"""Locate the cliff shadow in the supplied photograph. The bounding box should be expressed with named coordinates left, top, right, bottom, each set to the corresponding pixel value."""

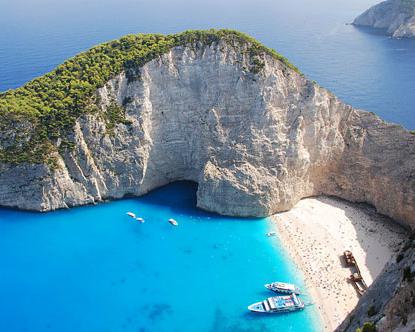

left=313, top=196, right=408, bottom=284
left=351, top=25, right=390, bottom=38
left=133, top=180, right=261, bottom=222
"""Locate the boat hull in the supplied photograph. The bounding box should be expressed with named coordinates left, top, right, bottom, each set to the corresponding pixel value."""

left=248, top=294, right=305, bottom=314
left=248, top=304, right=304, bottom=314
left=265, top=283, right=301, bottom=295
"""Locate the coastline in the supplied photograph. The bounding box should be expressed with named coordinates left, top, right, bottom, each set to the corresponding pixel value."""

left=270, top=196, right=407, bottom=331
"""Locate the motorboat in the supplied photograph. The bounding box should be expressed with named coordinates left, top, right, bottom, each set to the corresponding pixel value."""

left=169, top=218, right=178, bottom=226
left=265, top=282, right=301, bottom=294
left=248, top=293, right=304, bottom=313
left=126, top=212, right=136, bottom=218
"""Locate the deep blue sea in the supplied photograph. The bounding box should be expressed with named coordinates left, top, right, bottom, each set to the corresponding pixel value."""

left=0, top=182, right=319, bottom=332
left=0, top=0, right=414, bottom=129
left=0, top=0, right=414, bottom=331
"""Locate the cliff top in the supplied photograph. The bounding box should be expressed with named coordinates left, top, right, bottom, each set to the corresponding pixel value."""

left=0, top=29, right=299, bottom=165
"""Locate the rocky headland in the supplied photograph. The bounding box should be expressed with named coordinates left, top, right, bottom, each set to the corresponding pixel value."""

left=0, top=30, right=414, bottom=227
left=353, top=0, right=415, bottom=38
left=0, top=30, right=414, bottom=331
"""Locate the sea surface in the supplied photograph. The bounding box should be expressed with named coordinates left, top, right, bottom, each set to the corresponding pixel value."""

left=0, top=0, right=414, bottom=129
left=0, top=0, right=413, bottom=331
left=0, top=182, right=319, bottom=332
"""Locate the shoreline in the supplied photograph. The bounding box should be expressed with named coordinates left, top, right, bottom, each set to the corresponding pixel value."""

left=270, top=196, right=407, bottom=331
left=276, top=224, right=334, bottom=331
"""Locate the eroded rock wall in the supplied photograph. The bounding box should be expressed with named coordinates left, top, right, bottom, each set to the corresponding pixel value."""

left=353, top=0, right=415, bottom=38
left=0, top=40, right=414, bottom=230
left=338, top=238, right=415, bottom=332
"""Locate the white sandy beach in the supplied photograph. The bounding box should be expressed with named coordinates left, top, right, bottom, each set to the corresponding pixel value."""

left=271, top=196, right=407, bottom=331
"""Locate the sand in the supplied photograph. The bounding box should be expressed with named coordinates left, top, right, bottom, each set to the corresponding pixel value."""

left=271, top=196, right=407, bottom=331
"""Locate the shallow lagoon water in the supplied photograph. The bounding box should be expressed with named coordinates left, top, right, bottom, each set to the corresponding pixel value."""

left=0, top=182, right=319, bottom=332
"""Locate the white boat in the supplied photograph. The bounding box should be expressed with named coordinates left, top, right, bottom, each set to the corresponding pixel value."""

left=265, top=282, right=301, bottom=294
left=266, top=231, right=276, bottom=237
left=127, top=212, right=136, bottom=218
left=136, top=217, right=145, bottom=223
left=168, top=218, right=178, bottom=226
left=248, top=293, right=304, bottom=313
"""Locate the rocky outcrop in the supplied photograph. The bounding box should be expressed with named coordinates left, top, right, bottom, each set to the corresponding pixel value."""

left=0, top=35, right=414, bottom=231
left=0, top=30, right=414, bottom=332
left=353, top=0, right=415, bottom=38
left=338, top=237, right=415, bottom=332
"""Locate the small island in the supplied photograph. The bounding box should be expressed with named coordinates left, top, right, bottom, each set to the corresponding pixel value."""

left=353, top=0, right=415, bottom=38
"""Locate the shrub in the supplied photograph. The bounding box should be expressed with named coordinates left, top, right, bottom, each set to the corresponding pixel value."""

left=356, top=322, right=377, bottom=332
left=0, top=29, right=300, bottom=165
left=103, top=100, right=132, bottom=134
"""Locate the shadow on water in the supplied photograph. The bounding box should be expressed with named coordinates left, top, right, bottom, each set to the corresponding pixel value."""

left=146, top=303, right=174, bottom=321
left=210, top=307, right=277, bottom=332
left=351, top=25, right=391, bottom=38
left=352, top=24, right=415, bottom=52
left=0, top=180, right=261, bottom=223
left=137, top=181, right=199, bottom=213
left=135, top=180, right=261, bottom=222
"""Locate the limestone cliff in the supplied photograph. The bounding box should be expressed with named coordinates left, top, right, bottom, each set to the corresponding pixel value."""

left=338, top=237, right=415, bottom=332
left=353, top=0, right=415, bottom=38
left=0, top=30, right=414, bottom=231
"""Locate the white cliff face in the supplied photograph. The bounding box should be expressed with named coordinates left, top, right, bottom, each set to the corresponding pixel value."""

left=0, top=40, right=414, bottom=230
left=353, top=0, right=415, bottom=38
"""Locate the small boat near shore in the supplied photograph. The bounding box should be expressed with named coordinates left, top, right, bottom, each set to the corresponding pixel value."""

left=248, top=293, right=305, bottom=313
left=169, top=218, right=178, bottom=226
left=266, top=231, right=276, bottom=237
left=265, top=282, right=301, bottom=294
left=136, top=217, right=145, bottom=223
left=126, top=212, right=136, bottom=218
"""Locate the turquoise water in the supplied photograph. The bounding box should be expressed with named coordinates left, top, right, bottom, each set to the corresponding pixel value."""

left=0, top=182, right=319, bottom=332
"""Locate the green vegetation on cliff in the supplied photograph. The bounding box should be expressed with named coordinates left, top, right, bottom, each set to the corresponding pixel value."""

left=0, top=29, right=299, bottom=165
left=356, top=322, right=377, bottom=332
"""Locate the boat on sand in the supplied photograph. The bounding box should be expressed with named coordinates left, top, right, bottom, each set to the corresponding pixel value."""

left=343, top=250, right=368, bottom=296
left=248, top=293, right=304, bottom=313
left=343, top=250, right=356, bottom=266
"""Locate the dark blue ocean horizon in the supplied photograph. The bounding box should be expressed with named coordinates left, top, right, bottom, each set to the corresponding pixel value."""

left=1, top=0, right=414, bottom=129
